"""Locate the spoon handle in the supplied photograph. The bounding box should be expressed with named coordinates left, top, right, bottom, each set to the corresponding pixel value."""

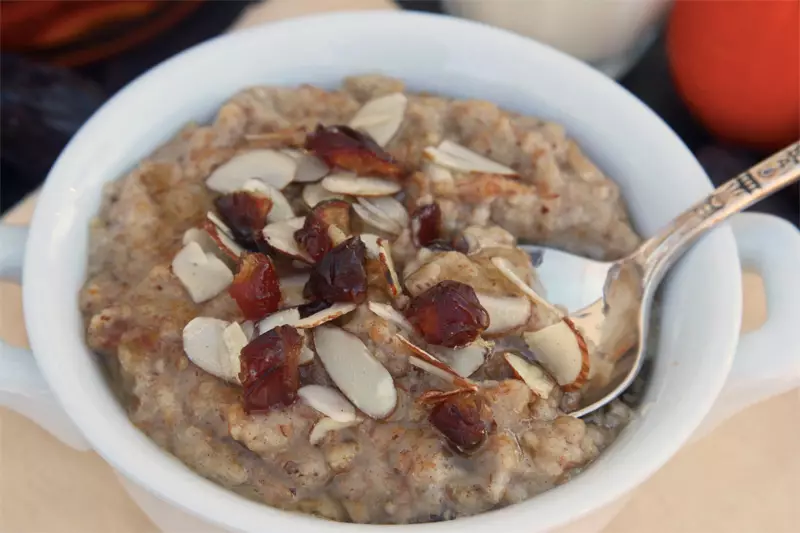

left=636, top=141, right=800, bottom=286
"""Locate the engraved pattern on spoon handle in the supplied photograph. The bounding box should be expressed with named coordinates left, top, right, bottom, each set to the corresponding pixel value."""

left=636, top=141, right=800, bottom=286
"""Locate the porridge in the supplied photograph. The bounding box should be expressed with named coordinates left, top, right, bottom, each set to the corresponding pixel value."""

left=81, top=75, right=641, bottom=524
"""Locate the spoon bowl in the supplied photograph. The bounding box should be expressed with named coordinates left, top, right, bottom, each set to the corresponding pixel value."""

left=522, top=142, right=800, bottom=417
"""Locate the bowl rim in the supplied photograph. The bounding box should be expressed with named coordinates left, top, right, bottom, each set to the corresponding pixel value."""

left=23, top=10, right=740, bottom=533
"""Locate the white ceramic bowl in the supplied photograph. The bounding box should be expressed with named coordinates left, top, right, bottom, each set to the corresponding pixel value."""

left=1, top=11, right=799, bottom=533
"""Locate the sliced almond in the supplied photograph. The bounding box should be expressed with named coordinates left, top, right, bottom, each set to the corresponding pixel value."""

left=172, top=241, right=233, bottom=303
left=206, top=150, right=297, bottom=192
left=322, top=173, right=402, bottom=197
left=204, top=220, right=245, bottom=260
left=523, top=318, right=590, bottom=391
left=262, top=217, right=313, bottom=263
left=327, top=224, right=349, bottom=246
left=183, top=317, right=239, bottom=382
left=279, top=274, right=310, bottom=307
left=352, top=203, right=402, bottom=235
left=376, top=238, right=402, bottom=297
left=476, top=293, right=532, bottom=336
left=361, top=235, right=402, bottom=297
left=242, top=179, right=295, bottom=222
left=281, top=149, right=329, bottom=183
left=417, top=388, right=475, bottom=404
left=364, top=196, right=409, bottom=228
left=423, top=140, right=517, bottom=176
left=183, top=226, right=238, bottom=266
left=206, top=211, right=234, bottom=237
left=256, top=308, right=301, bottom=334
left=436, top=338, right=492, bottom=378
left=366, top=302, right=413, bottom=332
left=348, top=92, right=407, bottom=146
left=222, top=322, right=248, bottom=378
left=303, top=182, right=346, bottom=208
left=395, top=334, right=477, bottom=391
left=461, top=225, right=516, bottom=254
left=241, top=320, right=256, bottom=340
left=309, top=417, right=361, bottom=446
left=491, top=256, right=561, bottom=317
left=295, top=302, right=357, bottom=328
left=298, top=332, right=316, bottom=365
left=298, top=385, right=357, bottom=422
left=313, top=325, right=397, bottom=419
left=503, top=352, right=556, bottom=399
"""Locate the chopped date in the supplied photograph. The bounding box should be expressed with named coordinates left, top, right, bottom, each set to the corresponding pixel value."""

left=429, top=391, right=494, bottom=453
left=305, top=124, right=403, bottom=178
left=294, top=199, right=353, bottom=262
left=305, top=236, right=368, bottom=304
left=229, top=253, right=282, bottom=320
left=239, top=325, right=302, bottom=413
left=295, top=212, right=332, bottom=262
left=405, top=280, right=489, bottom=348
left=411, top=203, right=442, bottom=247
left=214, top=191, right=272, bottom=247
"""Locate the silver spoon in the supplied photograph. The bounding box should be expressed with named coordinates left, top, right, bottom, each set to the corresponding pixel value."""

left=520, top=141, right=800, bottom=417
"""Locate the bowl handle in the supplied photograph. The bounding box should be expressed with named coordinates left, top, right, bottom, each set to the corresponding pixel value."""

left=694, top=213, right=800, bottom=440
left=0, top=224, right=90, bottom=450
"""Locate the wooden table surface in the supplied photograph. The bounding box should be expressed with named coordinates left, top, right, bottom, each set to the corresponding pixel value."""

left=1, top=2, right=798, bottom=532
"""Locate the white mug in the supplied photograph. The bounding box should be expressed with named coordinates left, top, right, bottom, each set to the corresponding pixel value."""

left=1, top=11, right=798, bottom=533
left=442, top=0, right=673, bottom=78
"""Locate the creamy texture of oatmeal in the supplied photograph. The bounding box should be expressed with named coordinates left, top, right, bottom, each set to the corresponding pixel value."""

left=82, top=75, right=639, bottom=524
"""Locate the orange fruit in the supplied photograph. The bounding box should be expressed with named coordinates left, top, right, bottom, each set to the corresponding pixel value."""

left=667, top=0, right=799, bottom=150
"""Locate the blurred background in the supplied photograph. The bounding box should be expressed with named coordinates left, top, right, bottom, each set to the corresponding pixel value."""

left=1, top=0, right=797, bottom=222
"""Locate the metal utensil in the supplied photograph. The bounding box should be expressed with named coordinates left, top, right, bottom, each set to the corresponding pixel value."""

left=520, top=142, right=800, bottom=417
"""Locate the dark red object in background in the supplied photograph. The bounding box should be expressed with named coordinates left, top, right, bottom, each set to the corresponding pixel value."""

left=1, top=1, right=203, bottom=67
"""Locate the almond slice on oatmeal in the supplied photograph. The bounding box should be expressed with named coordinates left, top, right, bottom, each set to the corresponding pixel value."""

left=523, top=318, right=590, bottom=391
left=206, top=149, right=297, bottom=192
left=367, top=301, right=413, bottom=332
left=476, top=293, right=532, bottom=336
left=281, top=149, right=330, bottom=183
left=183, top=226, right=239, bottom=265
left=348, top=92, right=407, bottom=146
left=395, top=334, right=478, bottom=391
left=257, top=308, right=302, bottom=334
left=172, top=241, right=234, bottom=303
left=262, top=217, right=313, bottom=263
left=298, top=332, right=316, bottom=365
left=313, top=325, right=397, bottom=419
left=298, top=385, right=357, bottom=422
left=503, top=352, right=556, bottom=399
left=242, top=179, right=295, bottom=222
left=309, top=417, right=361, bottom=446
left=183, top=317, right=240, bottom=382
left=490, top=256, right=561, bottom=317
left=279, top=273, right=310, bottom=307
left=302, top=182, right=347, bottom=208
left=203, top=220, right=245, bottom=260
left=423, top=140, right=517, bottom=176
left=352, top=203, right=402, bottom=235
left=321, top=173, right=402, bottom=197
left=222, top=322, right=248, bottom=373
left=295, top=303, right=358, bottom=328
left=361, top=234, right=402, bottom=297
left=366, top=196, right=409, bottom=227
left=240, top=320, right=255, bottom=340
left=256, top=303, right=356, bottom=333
left=436, top=338, right=493, bottom=378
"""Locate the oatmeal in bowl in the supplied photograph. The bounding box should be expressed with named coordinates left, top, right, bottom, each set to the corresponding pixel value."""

left=82, top=75, right=642, bottom=524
